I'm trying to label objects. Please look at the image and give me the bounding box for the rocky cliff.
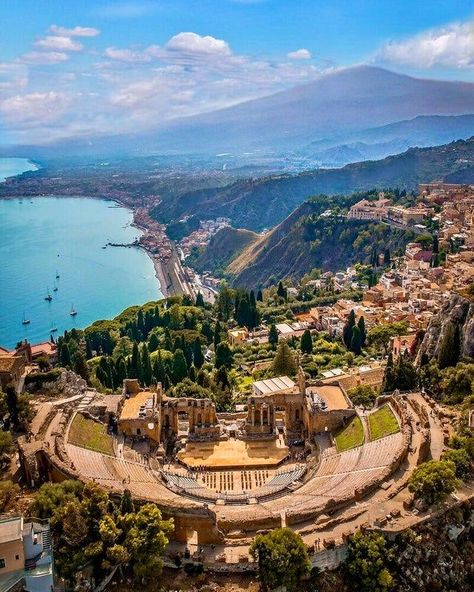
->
[417,292,474,364]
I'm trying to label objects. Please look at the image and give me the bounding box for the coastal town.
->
[1,174,473,591]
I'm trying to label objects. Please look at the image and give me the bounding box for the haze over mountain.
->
[4,66,474,161]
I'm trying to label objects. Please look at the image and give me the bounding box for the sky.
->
[0,0,472,144]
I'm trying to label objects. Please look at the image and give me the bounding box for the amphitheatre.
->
[18,367,456,566]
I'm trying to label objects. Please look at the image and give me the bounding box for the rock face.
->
[417,293,474,364]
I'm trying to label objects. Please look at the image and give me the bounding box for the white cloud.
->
[378,20,474,69]
[0,91,70,125]
[166,32,231,56]
[287,48,312,60]
[49,25,100,37]
[104,46,152,63]
[35,35,83,52]
[0,63,28,91]
[21,51,70,64]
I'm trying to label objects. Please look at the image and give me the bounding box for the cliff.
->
[417,292,474,364]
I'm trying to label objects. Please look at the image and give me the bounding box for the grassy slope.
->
[368,405,400,440]
[334,415,365,452]
[68,413,115,455]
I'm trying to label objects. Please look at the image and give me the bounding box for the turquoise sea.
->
[0,168,162,348]
[0,157,38,181]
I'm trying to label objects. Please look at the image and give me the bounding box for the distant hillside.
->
[188,226,258,275]
[304,114,474,166]
[226,198,414,287]
[155,137,474,231]
[4,66,474,159]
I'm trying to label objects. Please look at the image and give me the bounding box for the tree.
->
[268,324,279,348]
[358,316,367,347]
[120,489,135,515]
[148,333,159,353]
[348,385,378,409]
[408,460,459,505]
[193,338,204,369]
[73,351,89,382]
[60,343,72,367]
[171,349,188,384]
[0,480,20,512]
[123,504,173,582]
[0,431,14,468]
[215,342,233,369]
[195,292,205,307]
[256,289,263,302]
[250,528,310,592]
[277,281,287,300]
[213,321,222,348]
[441,448,472,479]
[350,325,362,355]
[343,310,356,349]
[139,344,152,386]
[272,341,297,376]
[383,248,391,266]
[300,330,313,354]
[345,531,395,592]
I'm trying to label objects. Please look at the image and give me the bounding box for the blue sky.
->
[0,0,472,143]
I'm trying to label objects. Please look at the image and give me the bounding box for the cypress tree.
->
[277,281,287,300]
[438,323,461,370]
[215,342,233,369]
[384,248,391,266]
[272,341,297,376]
[120,489,134,515]
[148,333,159,353]
[300,330,313,354]
[350,325,362,355]
[193,338,204,369]
[357,316,366,347]
[213,321,222,348]
[115,356,127,385]
[141,343,153,386]
[60,343,72,367]
[269,324,279,348]
[172,349,188,383]
[195,292,205,307]
[343,310,356,348]
[73,351,89,382]
[256,289,263,302]
[153,351,166,386]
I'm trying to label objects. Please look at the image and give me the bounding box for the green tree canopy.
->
[408,460,459,506]
[345,531,395,592]
[250,528,310,592]
[272,341,297,376]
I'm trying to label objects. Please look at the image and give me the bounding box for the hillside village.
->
[0,182,473,592]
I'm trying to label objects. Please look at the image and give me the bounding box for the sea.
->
[0,158,163,348]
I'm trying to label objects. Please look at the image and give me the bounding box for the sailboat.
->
[55,270,60,279]
[70,304,77,317]
[50,321,58,333]
[53,281,58,292]
[22,312,30,325]
[44,288,52,302]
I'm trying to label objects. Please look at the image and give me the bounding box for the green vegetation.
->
[345,531,395,592]
[368,405,400,440]
[68,413,115,455]
[348,384,378,409]
[30,481,173,585]
[250,528,311,592]
[408,459,459,506]
[334,415,364,452]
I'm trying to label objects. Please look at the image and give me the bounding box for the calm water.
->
[0,196,162,348]
[0,157,38,181]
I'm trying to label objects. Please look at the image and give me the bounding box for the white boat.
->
[22,312,30,325]
[70,305,77,317]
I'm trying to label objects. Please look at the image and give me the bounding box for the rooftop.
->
[253,376,295,395]
[120,391,156,421]
[0,355,23,373]
[0,516,22,544]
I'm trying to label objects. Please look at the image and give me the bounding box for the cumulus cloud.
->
[49,25,100,37]
[0,63,28,91]
[21,51,70,64]
[104,46,152,63]
[287,48,312,60]
[35,35,83,52]
[378,20,474,69]
[0,91,70,125]
[166,32,231,56]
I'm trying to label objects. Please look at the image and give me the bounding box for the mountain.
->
[302,114,474,167]
[154,137,474,231]
[195,197,415,288]
[3,66,474,159]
